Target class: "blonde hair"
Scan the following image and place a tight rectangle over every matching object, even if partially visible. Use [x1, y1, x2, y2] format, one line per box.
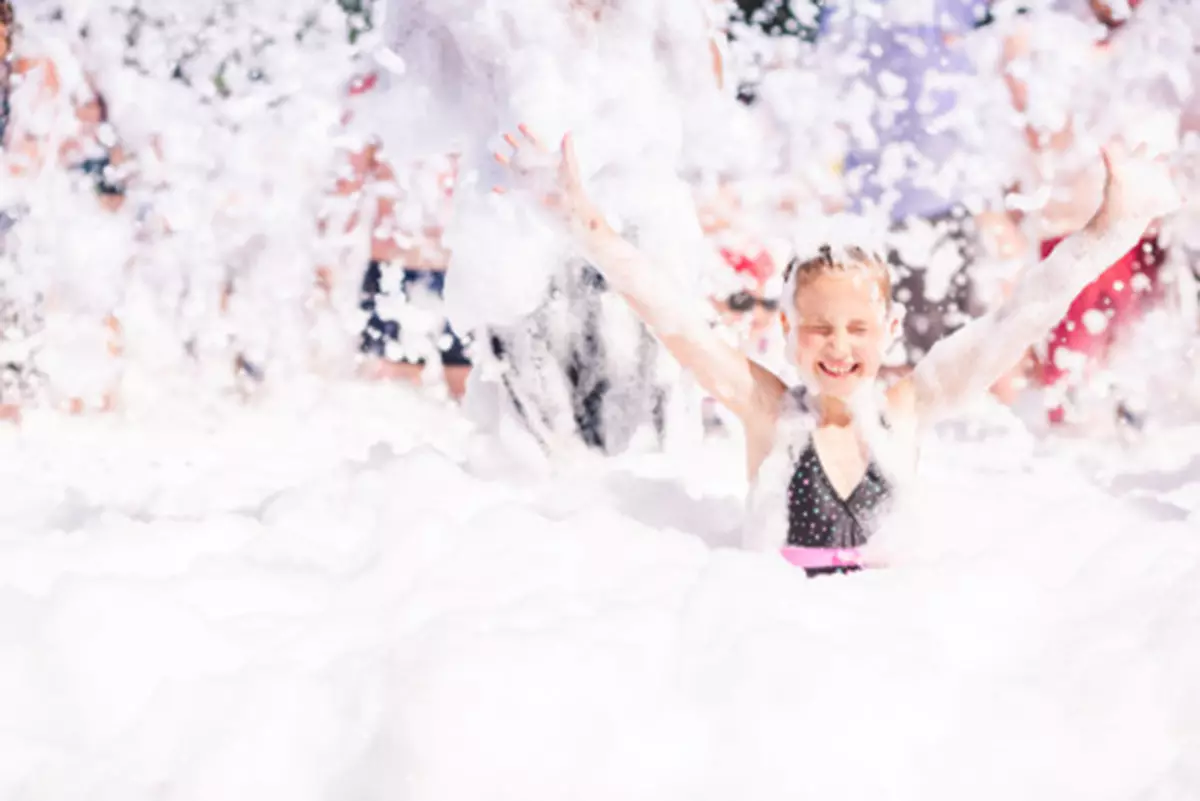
[781, 244, 892, 320]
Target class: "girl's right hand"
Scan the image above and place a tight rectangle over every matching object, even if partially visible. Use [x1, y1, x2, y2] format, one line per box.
[493, 126, 607, 238]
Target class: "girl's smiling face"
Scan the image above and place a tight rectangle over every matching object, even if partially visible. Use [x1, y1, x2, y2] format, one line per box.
[785, 268, 896, 398]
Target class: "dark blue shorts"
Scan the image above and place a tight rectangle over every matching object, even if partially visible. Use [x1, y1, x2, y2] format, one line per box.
[360, 262, 471, 367]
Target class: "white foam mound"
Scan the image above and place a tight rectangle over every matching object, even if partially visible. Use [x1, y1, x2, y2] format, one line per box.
[1, 386, 1198, 800]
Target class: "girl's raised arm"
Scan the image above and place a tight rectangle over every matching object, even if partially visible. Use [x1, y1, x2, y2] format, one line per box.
[496, 127, 786, 428]
[901, 144, 1182, 426]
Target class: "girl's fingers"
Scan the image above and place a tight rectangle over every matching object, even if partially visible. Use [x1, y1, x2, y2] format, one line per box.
[1105, 138, 1127, 165]
[562, 146, 580, 195]
[518, 123, 544, 150]
[503, 132, 519, 151]
[493, 150, 511, 166]
[561, 133, 582, 182]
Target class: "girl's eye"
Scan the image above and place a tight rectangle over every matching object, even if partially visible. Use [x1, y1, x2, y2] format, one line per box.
[804, 325, 833, 336]
[848, 324, 868, 335]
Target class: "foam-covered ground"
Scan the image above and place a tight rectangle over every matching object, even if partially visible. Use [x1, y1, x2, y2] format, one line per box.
[1, 383, 1198, 800]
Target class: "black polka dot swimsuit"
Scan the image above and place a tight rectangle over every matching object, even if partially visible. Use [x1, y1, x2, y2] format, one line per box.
[785, 439, 892, 578]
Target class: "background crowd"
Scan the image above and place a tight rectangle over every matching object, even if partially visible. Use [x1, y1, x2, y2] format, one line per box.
[1, 0, 1197, 449]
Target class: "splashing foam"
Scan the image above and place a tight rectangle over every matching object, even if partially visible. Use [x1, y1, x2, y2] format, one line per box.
[365, 0, 760, 332]
[0, 1, 1198, 797]
[3, 2, 362, 404]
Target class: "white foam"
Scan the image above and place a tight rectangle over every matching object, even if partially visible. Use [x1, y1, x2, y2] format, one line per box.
[0, 3, 1196, 796]
[0, 385, 1197, 799]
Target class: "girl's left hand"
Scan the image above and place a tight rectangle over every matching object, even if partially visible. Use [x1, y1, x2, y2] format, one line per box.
[1094, 140, 1184, 229]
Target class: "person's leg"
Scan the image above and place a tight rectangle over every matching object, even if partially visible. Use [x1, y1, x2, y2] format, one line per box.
[358, 262, 433, 385]
[359, 260, 391, 363]
[418, 269, 473, 401]
[443, 365, 470, 399]
[438, 321, 472, 401]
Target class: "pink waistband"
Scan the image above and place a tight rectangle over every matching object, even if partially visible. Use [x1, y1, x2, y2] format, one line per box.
[780, 546, 863, 569]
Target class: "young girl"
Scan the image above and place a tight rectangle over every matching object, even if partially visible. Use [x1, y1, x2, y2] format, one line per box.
[495, 127, 1180, 575]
